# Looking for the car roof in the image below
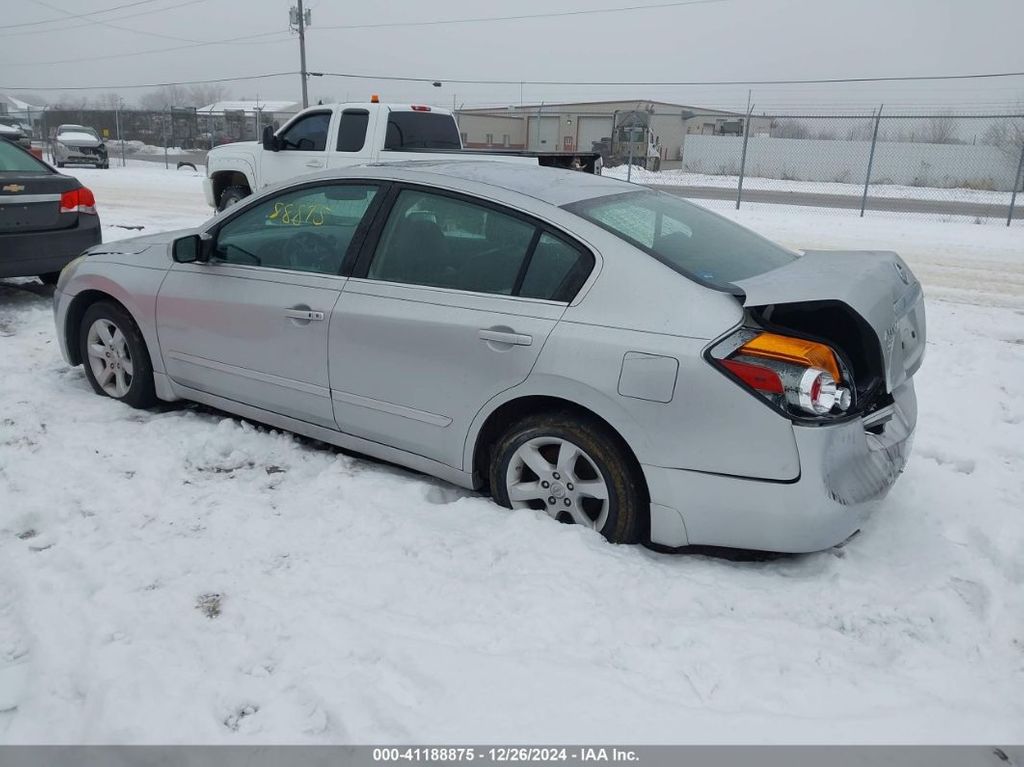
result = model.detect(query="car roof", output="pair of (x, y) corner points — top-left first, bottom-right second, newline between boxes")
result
(310, 160), (643, 207)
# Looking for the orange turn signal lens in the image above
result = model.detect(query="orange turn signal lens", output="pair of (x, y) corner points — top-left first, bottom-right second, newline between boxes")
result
(738, 332), (842, 383)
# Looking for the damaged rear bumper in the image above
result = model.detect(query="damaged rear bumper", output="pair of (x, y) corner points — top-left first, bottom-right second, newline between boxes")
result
(644, 380), (917, 553)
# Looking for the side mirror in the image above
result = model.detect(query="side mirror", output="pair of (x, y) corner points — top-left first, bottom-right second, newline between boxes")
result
(172, 233), (213, 263)
(261, 125), (279, 152)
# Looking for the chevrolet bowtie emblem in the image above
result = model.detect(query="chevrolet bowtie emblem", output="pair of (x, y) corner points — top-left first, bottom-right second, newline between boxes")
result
(2, 184), (26, 193)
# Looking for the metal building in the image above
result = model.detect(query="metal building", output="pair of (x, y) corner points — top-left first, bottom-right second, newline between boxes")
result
(455, 100), (770, 168)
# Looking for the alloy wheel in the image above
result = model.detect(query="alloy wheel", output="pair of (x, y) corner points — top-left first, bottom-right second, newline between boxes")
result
(86, 318), (134, 398)
(505, 436), (610, 529)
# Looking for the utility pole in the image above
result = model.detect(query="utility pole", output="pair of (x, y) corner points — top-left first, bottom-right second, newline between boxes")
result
(291, 1), (310, 108)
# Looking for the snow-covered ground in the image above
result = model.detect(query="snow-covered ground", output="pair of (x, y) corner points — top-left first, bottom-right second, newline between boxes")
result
(604, 166), (1020, 207)
(0, 164), (1022, 744)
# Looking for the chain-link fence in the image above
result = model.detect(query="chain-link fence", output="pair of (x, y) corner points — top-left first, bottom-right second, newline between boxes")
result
(23, 106), (297, 169)
(454, 106), (1024, 224)
(665, 112), (1024, 226)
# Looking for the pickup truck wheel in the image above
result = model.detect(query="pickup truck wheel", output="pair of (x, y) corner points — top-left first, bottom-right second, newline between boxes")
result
(218, 186), (249, 212)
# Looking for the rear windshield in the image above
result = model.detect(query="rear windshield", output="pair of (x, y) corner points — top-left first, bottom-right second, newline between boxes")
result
(0, 139), (50, 173)
(565, 190), (796, 291)
(384, 111), (461, 150)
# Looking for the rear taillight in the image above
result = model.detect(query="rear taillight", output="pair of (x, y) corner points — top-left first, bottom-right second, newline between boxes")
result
(60, 187), (96, 215)
(713, 329), (852, 418)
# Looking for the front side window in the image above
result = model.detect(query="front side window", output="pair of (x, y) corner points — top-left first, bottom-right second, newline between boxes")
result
(566, 190), (796, 290)
(336, 110), (369, 152)
(214, 184), (379, 274)
(367, 190), (535, 295)
(278, 111), (331, 151)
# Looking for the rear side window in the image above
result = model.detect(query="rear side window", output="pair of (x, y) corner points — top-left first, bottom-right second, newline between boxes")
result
(365, 189), (594, 301)
(278, 111), (331, 151)
(519, 233), (593, 301)
(336, 110), (369, 152)
(368, 190), (534, 294)
(566, 190), (796, 290)
(384, 112), (461, 150)
(0, 139), (50, 173)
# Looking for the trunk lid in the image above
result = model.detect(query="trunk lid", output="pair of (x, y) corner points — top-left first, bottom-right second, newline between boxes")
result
(0, 172), (80, 234)
(732, 250), (926, 392)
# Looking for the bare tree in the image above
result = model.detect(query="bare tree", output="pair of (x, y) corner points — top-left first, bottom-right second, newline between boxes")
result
(920, 112), (959, 144)
(137, 84), (189, 110)
(188, 83), (230, 109)
(770, 119), (811, 139)
(50, 93), (89, 110)
(982, 120), (1024, 163)
(92, 92), (124, 110)
(846, 120), (876, 141)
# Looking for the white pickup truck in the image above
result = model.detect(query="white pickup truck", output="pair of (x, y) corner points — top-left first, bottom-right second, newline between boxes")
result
(204, 102), (601, 211)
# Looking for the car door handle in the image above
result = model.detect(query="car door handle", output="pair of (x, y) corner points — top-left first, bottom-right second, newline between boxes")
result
(478, 329), (533, 346)
(305, 160), (324, 168)
(284, 308), (325, 321)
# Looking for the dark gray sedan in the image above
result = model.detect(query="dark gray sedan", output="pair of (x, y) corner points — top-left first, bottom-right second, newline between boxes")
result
(1, 138), (101, 283)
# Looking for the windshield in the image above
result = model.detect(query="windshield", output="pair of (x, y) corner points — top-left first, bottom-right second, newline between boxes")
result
(58, 126), (99, 139)
(384, 111), (461, 150)
(0, 139), (50, 173)
(565, 190), (797, 291)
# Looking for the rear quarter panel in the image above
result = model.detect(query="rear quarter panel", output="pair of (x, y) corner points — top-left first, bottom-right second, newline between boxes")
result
(464, 220), (800, 481)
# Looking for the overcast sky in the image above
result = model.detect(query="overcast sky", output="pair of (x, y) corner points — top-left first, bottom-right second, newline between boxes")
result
(1, 0), (1022, 113)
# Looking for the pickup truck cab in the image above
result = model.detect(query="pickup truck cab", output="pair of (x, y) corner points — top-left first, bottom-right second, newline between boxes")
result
(204, 102), (600, 210)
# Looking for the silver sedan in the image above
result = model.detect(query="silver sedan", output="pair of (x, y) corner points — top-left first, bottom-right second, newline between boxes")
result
(53, 161), (925, 553)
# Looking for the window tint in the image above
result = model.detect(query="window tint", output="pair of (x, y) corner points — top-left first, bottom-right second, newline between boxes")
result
(336, 110), (369, 152)
(519, 233), (593, 301)
(566, 190), (796, 289)
(384, 112), (461, 150)
(278, 112), (331, 151)
(367, 190), (535, 295)
(0, 139), (50, 172)
(215, 184), (378, 274)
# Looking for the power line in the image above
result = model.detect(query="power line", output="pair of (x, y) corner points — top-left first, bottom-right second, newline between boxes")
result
(0, 72), (297, 91)
(315, 0), (726, 31)
(316, 69), (1024, 87)
(27, 0), (206, 44)
(0, 0), (205, 37)
(0, 0), (175, 29)
(6, 28), (293, 67)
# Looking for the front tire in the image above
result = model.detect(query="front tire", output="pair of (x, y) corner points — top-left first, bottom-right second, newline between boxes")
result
(217, 185), (249, 212)
(78, 301), (157, 409)
(490, 411), (645, 544)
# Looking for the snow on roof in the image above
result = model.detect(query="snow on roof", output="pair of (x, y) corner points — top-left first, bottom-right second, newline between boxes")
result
(0, 93), (46, 111)
(197, 100), (301, 114)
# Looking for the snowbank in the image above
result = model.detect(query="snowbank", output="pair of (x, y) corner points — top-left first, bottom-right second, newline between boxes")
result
(0, 162), (1021, 744)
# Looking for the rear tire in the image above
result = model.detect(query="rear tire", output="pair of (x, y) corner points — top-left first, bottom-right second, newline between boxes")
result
(489, 411), (645, 544)
(217, 185), (249, 212)
(78, 301), (157, 409)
